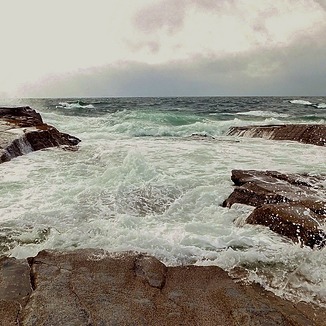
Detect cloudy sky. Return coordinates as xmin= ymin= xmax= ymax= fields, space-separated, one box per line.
xmin=1 ymin=0 xmax=326 ymax=97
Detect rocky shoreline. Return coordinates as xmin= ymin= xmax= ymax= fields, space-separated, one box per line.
xmin=1 ymin=249 xmax=326 ymax=325
xmin=1 ymin=108 xmax=326 ymax=325
xmin=0 ymin=106 xmax=80 ymax=163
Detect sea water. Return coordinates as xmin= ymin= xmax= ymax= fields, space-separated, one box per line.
xmin=0 ymin=96 xmax=325 ymax=306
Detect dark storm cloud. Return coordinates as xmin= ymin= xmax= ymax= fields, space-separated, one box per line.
xmin=22 ymin=34 xmax=326 ymax=98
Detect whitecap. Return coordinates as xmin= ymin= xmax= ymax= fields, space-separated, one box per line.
xmin=236 ymin=110 xmax=289 ymax=118
xmin=289 ymin=99 xmax=312 ymax=105
xmin=56 ymin=101 xmax=95 ymax=109
xmin=314 ymin=103 xmax=326 ymax=109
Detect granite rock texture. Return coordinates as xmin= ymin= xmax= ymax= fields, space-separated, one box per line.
xmin=0 ymin=249 xmax=325 ymax=326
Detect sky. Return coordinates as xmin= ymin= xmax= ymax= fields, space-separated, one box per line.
xmin=1 ymin=0 xmax=326 ymax=97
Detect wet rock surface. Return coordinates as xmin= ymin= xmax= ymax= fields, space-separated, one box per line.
xmin=0 ymin=249 xmax=325 ymax=325
xmin=227 ymin=124 xmax=326 ymax=146
xmin=0 ymin=106 xmax=80 ymax=163
xmin=223 ymin=170 xmax=326 ymax=248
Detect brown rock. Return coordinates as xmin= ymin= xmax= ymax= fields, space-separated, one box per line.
xmin=223 ymin=170 xmax=326 ymax=248
xmin=227 ymin=124 xmax=326 ymax=146
xmin=0 ymin=106 xmax=43 ymax=127
xmin=0 ymin=106 xmax=80 ymax=163
xmin=223 ymin=171 xmax=326 ymax=214
xmin=0 ymin=250 xmax=325 ymax=325
xmin=0 ymin=256 xmax=32 ymax=326
xmin=230 ymin=169 xmax=324 ymax=188
xmin=247 ymin=204 xmax=326 ymax=248
xmin=17 ymin=249 xmax=325 ymax=325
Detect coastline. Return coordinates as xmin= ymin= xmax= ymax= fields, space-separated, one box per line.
xmin=1 ymin=249 xmax=325 ymax=325
xmin=0 ymin=106 xmax=325 ymax=325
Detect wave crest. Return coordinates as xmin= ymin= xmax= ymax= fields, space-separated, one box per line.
xmin=289 ymin=100 xmax=312 ymax=105
xmin=236 ymin=110 xmax=289 ymax=118
xmin=56 ymin=101 xmax=95 ymax=109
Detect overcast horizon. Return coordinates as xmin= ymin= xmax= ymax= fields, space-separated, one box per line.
xmin=1 ymin=0 xmax=326 ymax=98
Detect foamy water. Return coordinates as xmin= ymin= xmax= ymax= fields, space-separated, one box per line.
xmin=0 ymin=97 xmax=325 ymax=306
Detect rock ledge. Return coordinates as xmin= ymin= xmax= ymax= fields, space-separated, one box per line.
xmin=0 ymin=106 xmax=80 ymax=163
xmin=1 ymin=249 xmax=325 ymax=325
xmin=227 ymin=124 xmax=326 ymax=146
xmin=223 ymin=170 xmax=326 ymax=248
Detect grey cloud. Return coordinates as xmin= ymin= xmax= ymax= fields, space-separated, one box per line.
xmin=131 ymin=0 xmax=304 ymax=53
xmin=190 ymin=0 xmax=235 ymax=10
xmin=124 ymin=39 xmax=161 ymax=54
xmin=314 ymin=0 xmax=326 ymax=10
xmin=20 ymin=34 xmax=326 ymax=97
xmin=133 ymin=0 xmax=188 ymax=33
xmin=133 ymin=0 xmax=233 ymax=34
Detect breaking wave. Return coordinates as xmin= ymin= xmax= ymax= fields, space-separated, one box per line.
xmin=313 ymin=103 xmax=326 ymax=109
xmin=289 ymin=99 xmax=312 ymax=105
xmin=236 ymin=110 xmax=290 ymax=118
xmin=57 ymin=101 xmax=95 ymax=109
xmin=1 ymin=96 xmax=326 ymax=307
xmin=289 ymin=99 xmax=326 ymax=109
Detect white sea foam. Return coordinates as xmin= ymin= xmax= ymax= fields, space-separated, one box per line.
xmin=57 ymin=101 xmax=95 ymax=109
xmin=314 ymin=103 xmax=326 ymax=109
xmin=289 ymin=99 xmax=312 ymax=105
xmin=1 ymin=101 xmax=326 ymax=307
xmin=236 ymin=110 xmax=290 ymax=118
xmin=290 ymin=99 xmax=326 ymax=109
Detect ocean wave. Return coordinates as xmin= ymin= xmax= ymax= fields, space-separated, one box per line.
xmin=56 ymin=101 xmax=95 ymax=109
xmin=236 ymin=110 xmax=289 ymax=118
xmin=289 ymin=100 xmax=313 ymax=105
xmin=289 ymin=100 xmax=326 ymax=109
xmin=313 ymin=103 xmax=326 ymax=109
xmin=2 ymin=96 xmax=326 ymax=307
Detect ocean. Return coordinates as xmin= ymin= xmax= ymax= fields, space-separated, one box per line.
xmin=0 ymin=96 xmax=325 ymax=306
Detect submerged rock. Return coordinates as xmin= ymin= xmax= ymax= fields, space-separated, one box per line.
xmin=0 ymin=106 xmax=80 ymax=163
xmin=227 ymin=124 xmax=326 ymax=146
xmin=223 ymin=170 xmax=326 ymax=248
xmin=189 ymin=133 xmax=216 ymax=140
xmin=0 ymin=249 xmax=325 ymax=325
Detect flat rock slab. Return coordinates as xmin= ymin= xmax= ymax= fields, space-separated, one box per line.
xmin=0 ymin=249 xmax=325 ymax=325
xmin=0 ymin=106 xmax=80 ymax=163
xmin=223 ymin=170 xmax=326 ymax=248
xmin=0 ymin=256 xmax=32 ymax=325
xmin=227 ymin=124 xmax=326 ymax=146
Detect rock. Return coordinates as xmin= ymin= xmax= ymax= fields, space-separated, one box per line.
xmin=0 ymin=106 xmax=80 ymax=163
xmin=0 ymin=249 xmax=316 ymax=325
xmin=227 ymin=124 xmax=326 ymax=146
xmin=223 ymin=170 xmax=326 ymax=248
xmin=190 ymin=133 xmax=216 ymax=140
xmin=0 ymin=106 xmax=43 ymax=127
xmin=0 ymin=256 xmax=32 ymax=326
xmin=246 ymin=204 xmax=326 ymax=248
xmin=230 ymin=169 xmax=325 ymax=188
